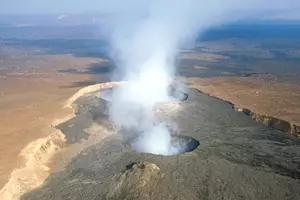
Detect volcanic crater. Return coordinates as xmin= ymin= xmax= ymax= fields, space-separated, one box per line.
xmin=20 ymin=83 xmax=300 ymax=200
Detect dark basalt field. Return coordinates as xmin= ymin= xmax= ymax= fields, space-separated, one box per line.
xmin=21 ymin=88 xmax=300 ymax=200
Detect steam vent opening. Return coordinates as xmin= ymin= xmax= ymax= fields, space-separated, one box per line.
xmin=100 ymin=85 xmax=188 ymax=103
xmin=129 ymin=134 xmax=200 ymax=156
xmin=167 ymin=85 xmax=188 ymax=102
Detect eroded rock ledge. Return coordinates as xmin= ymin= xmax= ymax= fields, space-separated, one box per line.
xmin=194 ymin=88 xmax=300 ymax=138
xmin=234 ymin=107 xmax=300 ymax=138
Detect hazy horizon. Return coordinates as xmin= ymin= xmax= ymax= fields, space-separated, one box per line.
xmin=0 ymin=0 xmax=300 ymax=21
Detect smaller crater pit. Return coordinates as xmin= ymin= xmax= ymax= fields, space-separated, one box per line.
xmin=129 ymin=134 xmax=200 ymax=156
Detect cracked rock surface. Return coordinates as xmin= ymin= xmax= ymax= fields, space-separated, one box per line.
xmin=21 ymin=88 xmax=300 ymax=200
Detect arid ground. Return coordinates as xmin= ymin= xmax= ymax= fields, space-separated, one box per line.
xmin=188 ymin=74 xmax=300 ymax=130
xmin=178 ymin=38 xmax=300 ymax=136
xmin=0 ymin=23 xmax=300 ymax=199
xmin=0 ymin=43 xmax=108 ymax=188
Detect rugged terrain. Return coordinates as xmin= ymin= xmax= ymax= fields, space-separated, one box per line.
xmin=1 ymin=23 xmax=300 ymax=200
xmin=20 ymin=86 xmax=300 ymax=200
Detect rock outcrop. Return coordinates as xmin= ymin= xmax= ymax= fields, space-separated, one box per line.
xmin=106 ymin=162 xmax=164 ymax=200
xmin=234 ymin=107 xmax=300 ymax=138
xmin=65 ymin=82 xmax=121 ymax=108
xmin=194 ymin=88 xmax=300 ymax=138
xmin=0 ymin=128 xmax=66 ymax=200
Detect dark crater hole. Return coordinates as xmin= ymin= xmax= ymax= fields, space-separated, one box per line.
xmin=129 ymin=134 xmax=200 ymax=156
xmin=167 ymin=86 xmax=188 ymax=102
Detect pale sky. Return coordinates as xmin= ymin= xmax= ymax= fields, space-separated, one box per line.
xmin=0 ymin=0 xmax=300 ymax=22
xmin=0 ymin=0 xmax=299 ymax=15
xmin=0 ymin=0 xmax=151 ymax=14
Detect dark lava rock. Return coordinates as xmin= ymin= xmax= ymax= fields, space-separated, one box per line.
xmin=21 ymin=88 xmax=300 ymax=200
xmin=106 ymin=161 xmax=164 ymax=200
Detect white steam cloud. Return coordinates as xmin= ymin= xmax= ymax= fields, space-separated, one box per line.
xmin=103 ymin=0 xmax=300 ymax=155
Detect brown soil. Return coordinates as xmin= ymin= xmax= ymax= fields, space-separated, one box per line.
xmin=187 ymin=74 xmax=300 ymax=137
xmin=180 ymin=53 xmax=230 ymax=62
xmin=0 ymin=52 xmax=105 ymax=188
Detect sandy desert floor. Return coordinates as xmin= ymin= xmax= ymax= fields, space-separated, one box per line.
xmin=0 ymin=46 xmax=106 ymax=188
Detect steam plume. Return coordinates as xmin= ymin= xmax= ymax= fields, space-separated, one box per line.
xmin=103 ymin=0 xmax=300 ymax=155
